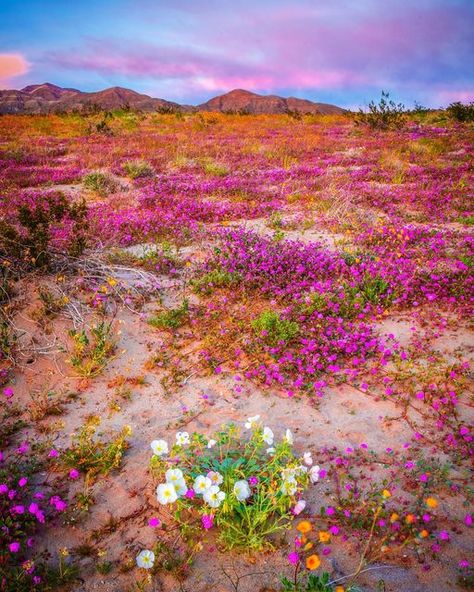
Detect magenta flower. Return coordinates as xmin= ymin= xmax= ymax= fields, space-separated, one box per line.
xmin=201 ymin=514 xmax=214 ymax=530
xmin=148 ymin=517 xmax=161 ymax=528
xmin=287 ymin=551 xmax=300 ymax=565
xmin=9 ymin=542 xmax=20 ymax=553
xmin=69 ymin=469 xmax=79 ymax=480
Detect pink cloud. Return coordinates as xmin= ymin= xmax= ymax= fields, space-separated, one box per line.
xmin=0 ymin=53 xmax=30 ymax=87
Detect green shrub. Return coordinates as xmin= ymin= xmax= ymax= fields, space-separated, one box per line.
xmin=252 ymin=310 xmax=299 ymax=346
xmin=354 ymin=91 xmax=406 ymax=130
xmin=122 ymin=160 xmax=154 ymax=179
xmin=83 ymin=172 xmax=118 ymax=196
xmin=447 ymin=101 xmax=474 ymax=122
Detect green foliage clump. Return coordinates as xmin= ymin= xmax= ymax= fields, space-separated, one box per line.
xmin=192 ymin=269 xmax=241 ymax=295
xmin=122 ymin=159 xmax=154 ymax=179
xmin=83 ymin=171 xmax=118 ymax=196
xmin=252 ymin=310 xmax=299 ymax=346
xmin=149 ymin=299 xmax=189 ymax=330
xmin=151 ymin=420 xmax=309 ymax=551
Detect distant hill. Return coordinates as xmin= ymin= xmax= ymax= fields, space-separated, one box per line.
xmin=199 ymin=89 xmax=344 ymax=115
xmin=0 ymin=83 xmax=343 ymax=115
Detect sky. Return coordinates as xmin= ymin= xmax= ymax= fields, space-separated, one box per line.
xmin=1 ymin=0 xmax=473 ymax=108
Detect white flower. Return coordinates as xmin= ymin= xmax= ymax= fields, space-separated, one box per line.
xmin=165 ymin=468 xmax=184 ymax=485
xmin=281 ymin=467 xmax=297 ymax=481
xmin=293 ymin=500 xmax=306 ymax=515
xmin=233 ymin=479 xmax=251 ymax=501
xmin=175 ymin=431 xmax=190 ymax=446
xmin=150 ymin=439 xmax=169 ymax=457
xmin=136 ymin=549 xmax=155 ymax=569
xmin=207 ymin=471 xmax=223 ymax=486
xmin=203 ymin=485 xmax=225 ymax=508
xmin=303 ymin=452 xmax=313 ymax=466
xmin=309 ymin=465 xmax=320 ymax=483
xmin=156 ymin=482 xmax=178 ymax=505
xmin=207 ymin=439 xmax=217 ymax=449
xmin=165 ymin=470 xmax=187 ymax=497
xmin=267 ymin=447 xmax=276 ymax=455
xmin=262 ymin=426 xmax=274 ymax=445
xmin=284 ymin=429 xmax=294 ymax=445
xmin=245 ymin=415 xmax=261 ymax=429
xmin=174 ymin=478 xmax=188 ymax=496
xmin=194 ymin=475 xmax=212 ymax=494
xmin=280 ymin=477 xmax=297 ymax=496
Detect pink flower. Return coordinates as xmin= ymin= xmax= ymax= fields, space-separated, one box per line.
xmin=292 ymin=500 xmax=306 ymax=515
xmin=287 ymin=551 xmax=300 ymax=565
xmin=201 ymin=514 xmax=214 ymax=530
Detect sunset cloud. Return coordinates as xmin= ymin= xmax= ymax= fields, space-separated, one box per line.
xmin=0 ymin=53 xmax=30 ymax=87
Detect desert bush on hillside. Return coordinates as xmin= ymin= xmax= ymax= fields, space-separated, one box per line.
xmin=447 ymin=101 xmax=474 ymax=122
xmin=354 ymin=91 xmax=406 ymax=130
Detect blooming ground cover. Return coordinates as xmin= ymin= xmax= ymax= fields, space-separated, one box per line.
xmin=0 ymin=110 xmax=472 ymax=591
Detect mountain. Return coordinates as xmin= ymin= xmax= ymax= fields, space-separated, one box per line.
xmin=199 ymin=89 xmax=344 ymax=114
xmin=0 ymin=83 xmax=343 ymax=115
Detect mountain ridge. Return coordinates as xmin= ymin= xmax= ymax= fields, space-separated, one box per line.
xmin=0 ymin=83 xmax=344 ymax=115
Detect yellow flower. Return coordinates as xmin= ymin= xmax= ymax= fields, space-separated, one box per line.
xmin=425 ymin=497 xmax=438 ymax=509
xmin=107 ymin=277 xmax=117 ymax=287
xmin=296 ymin=520 xmax=312 ymax=534
xmin=306 ymin=554 xmax=321 ymax=570
xmin=303 ymin=542 xmax=314 ymax=551
xmin=335 ymin=587 xmax=345 ymax=592
xmin=390 ymin=513 xmax=399 ymax=523
xmin=382 ymin=489 xmax=391 ymax=499
xmin=318 ymin=530 xmax=331 ymax=543
xmin=59 ymin=547 xmax=69 ymax=557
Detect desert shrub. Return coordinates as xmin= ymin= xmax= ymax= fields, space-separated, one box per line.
xmin=122 ymin=160 xmax=154 ymax=179
xmin=447 ymin=101 xmax=474 ymax=122
xmin=354 ymin=91 xmax=406 ymax=130
xmin=148 ymin=299 xmax=189 ymax=330
xmin=252 ymin=310 xmax=299 ymax=346
xmin=192 ymin=270 xmax=241 ymax=295
xmin=149 ymin=418 xmax=313 ymax=551
xmin=83 ymin=172 xmax=118 ymax=196
xmin=0 ymin=192 xmax=88 ymax=269
xmin=68 ymin=321 xmax=117 ymax=377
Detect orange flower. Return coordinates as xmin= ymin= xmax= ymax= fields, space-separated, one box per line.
xmin=405 ymin=514 xmax=415 ymax=524
xmin=335 ymin=587 xmax=345 ymax=592
xmin=425 ymin=497 xmax=438 ymax=509
xmin=297 ymin=520 xmax=312 ymax=534
xmin=419 ymin=529 xmax=429 ymax=538
xmin=318 ymin=530 xmax=331 ymax=543
xmin=306 ymin=554 xmax=321 ymax=570
xmin=390 ymin=512 xmax=399 ymax=523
